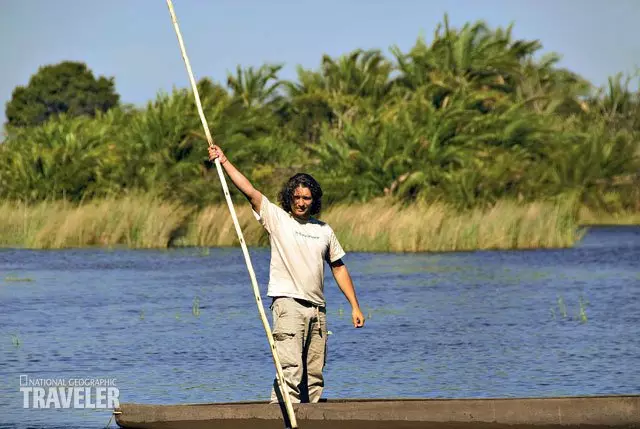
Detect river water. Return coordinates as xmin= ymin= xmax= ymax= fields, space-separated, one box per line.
xmin=1 ymin=226 xmax=639 ymax=428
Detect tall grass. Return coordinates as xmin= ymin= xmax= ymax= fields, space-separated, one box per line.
xmin=578 ymin=206 xmax=640 ymax=225
xmin=0 ymin=194 xmax=587 ymax=251
xmin=322 ymin=198 xmax=581 ymax=252
xmin=0 ymin=195 xmax=193 ymax=249
xmin=179 ymin=203 xmax=268 ymax=247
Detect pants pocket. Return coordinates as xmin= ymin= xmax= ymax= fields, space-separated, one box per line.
xmin=272 ymin=300 xmax=301 ymax=369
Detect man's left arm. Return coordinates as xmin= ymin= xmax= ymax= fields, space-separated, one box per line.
xmin=330 ymin=259 xmax=365 ymax=328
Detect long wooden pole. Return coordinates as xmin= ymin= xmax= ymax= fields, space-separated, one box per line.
xmin=164 ymin=1 xmax=298 ymax=427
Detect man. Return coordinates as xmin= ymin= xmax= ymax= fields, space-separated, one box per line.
xmin=208 ymin=145 xmax=365 ymax=404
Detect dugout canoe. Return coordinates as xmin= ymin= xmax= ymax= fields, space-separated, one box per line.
xmin=114 ymin=395 xmax=640 ymax=429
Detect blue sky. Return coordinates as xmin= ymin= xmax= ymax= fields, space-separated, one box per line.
xmin=2 ymin=0 xmax=639 ymax=116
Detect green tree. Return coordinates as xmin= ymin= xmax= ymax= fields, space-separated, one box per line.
xmin=5 ymin=61 xmax=120 ymax=128
xmin=226 ymin=64 xmax=283 ymax=108
xmin=0 ymin=16 xmax=638 ymax=213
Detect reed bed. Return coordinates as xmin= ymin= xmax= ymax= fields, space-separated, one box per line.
xmin=180 ymin=203 xmax=268 ymax=248
xmin=322 ymin=198 xmax=582 ymax=252
xmin=0 ymin=195 xmax=193 ymax=249
xmin=578 ymin=206 xmax=640 ymax=225
xmin=0 ymin=195 xmax=601 ymax=251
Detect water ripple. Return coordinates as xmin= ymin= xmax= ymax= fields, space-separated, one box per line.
xmin=0 ymin=227 xmax=638 ymax=428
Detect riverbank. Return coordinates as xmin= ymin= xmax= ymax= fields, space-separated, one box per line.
xmin=578 ymin=206 xmax=640 ymax=225
xmin=3 ymin=194 xmax=621 ymax=252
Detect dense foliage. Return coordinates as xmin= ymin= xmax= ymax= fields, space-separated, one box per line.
xmin=5 ymin=61 xmax=120 ymax=128
xmin=1 ymin=17 xmax=638 ymax=212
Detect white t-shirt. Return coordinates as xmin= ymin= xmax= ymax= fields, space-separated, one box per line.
xmin=253 ymin=194 xmax=345 ymax=306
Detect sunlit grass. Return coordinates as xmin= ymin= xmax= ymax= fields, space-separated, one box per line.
xmin=322 ymin=197 xmax=582 ymax=252
xmin=0 ymin=194 xmax=634 ymax=252
xmin=578 ymin=206 xmax=640 ymax=225
xmin=182 ymin=203 xmax=268 ymax=248
xmin=0 ymin=194 xmax=193 ymax=249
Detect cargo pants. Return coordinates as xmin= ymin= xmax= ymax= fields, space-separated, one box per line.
xmin=269 ymin=297 xmax=327 ymax=403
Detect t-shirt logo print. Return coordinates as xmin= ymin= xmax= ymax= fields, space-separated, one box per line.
xmin=295 ymin=231 xmax=320 ymax=240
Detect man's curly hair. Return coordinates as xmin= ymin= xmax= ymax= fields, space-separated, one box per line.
xmin=277 ymin=173 xmax=323 ymax=216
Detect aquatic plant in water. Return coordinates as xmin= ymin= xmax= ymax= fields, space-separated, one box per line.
xmin=11 ymin=334 xmax=20 ymax=348
xmin=192 ymin=296 xmax=201 ymax=317
xmin=4 ymin=276 xmax=34 ymax=282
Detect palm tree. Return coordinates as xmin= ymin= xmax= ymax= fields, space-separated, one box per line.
xmin=226 ymin=64 xmax=283 ymax=108
xmin=320 ymin=49 xmax=393 ymax=101
xmin=516 ymin=52 xmax=592 ymax=115
xmin=588 ymin=72 xmax=640 ymax=131
xmin=390 ymin=14 xmax=540 ymax=99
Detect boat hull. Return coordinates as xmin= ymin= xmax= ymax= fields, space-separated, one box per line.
xmin=114 ymin=395 xmax=640 ymax=429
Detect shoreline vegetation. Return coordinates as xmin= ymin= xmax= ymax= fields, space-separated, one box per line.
xmin=1 ymin=194 xmax=635 ymax=252
xmin=2 ymin=15 xmax=639 ymax=250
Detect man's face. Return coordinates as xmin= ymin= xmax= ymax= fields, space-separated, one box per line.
xmin=291 ymin=185 xmax=313 ymax=218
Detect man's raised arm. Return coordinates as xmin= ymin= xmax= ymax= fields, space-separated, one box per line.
xmin=208 ymin=145 xmax=262 ymax=214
